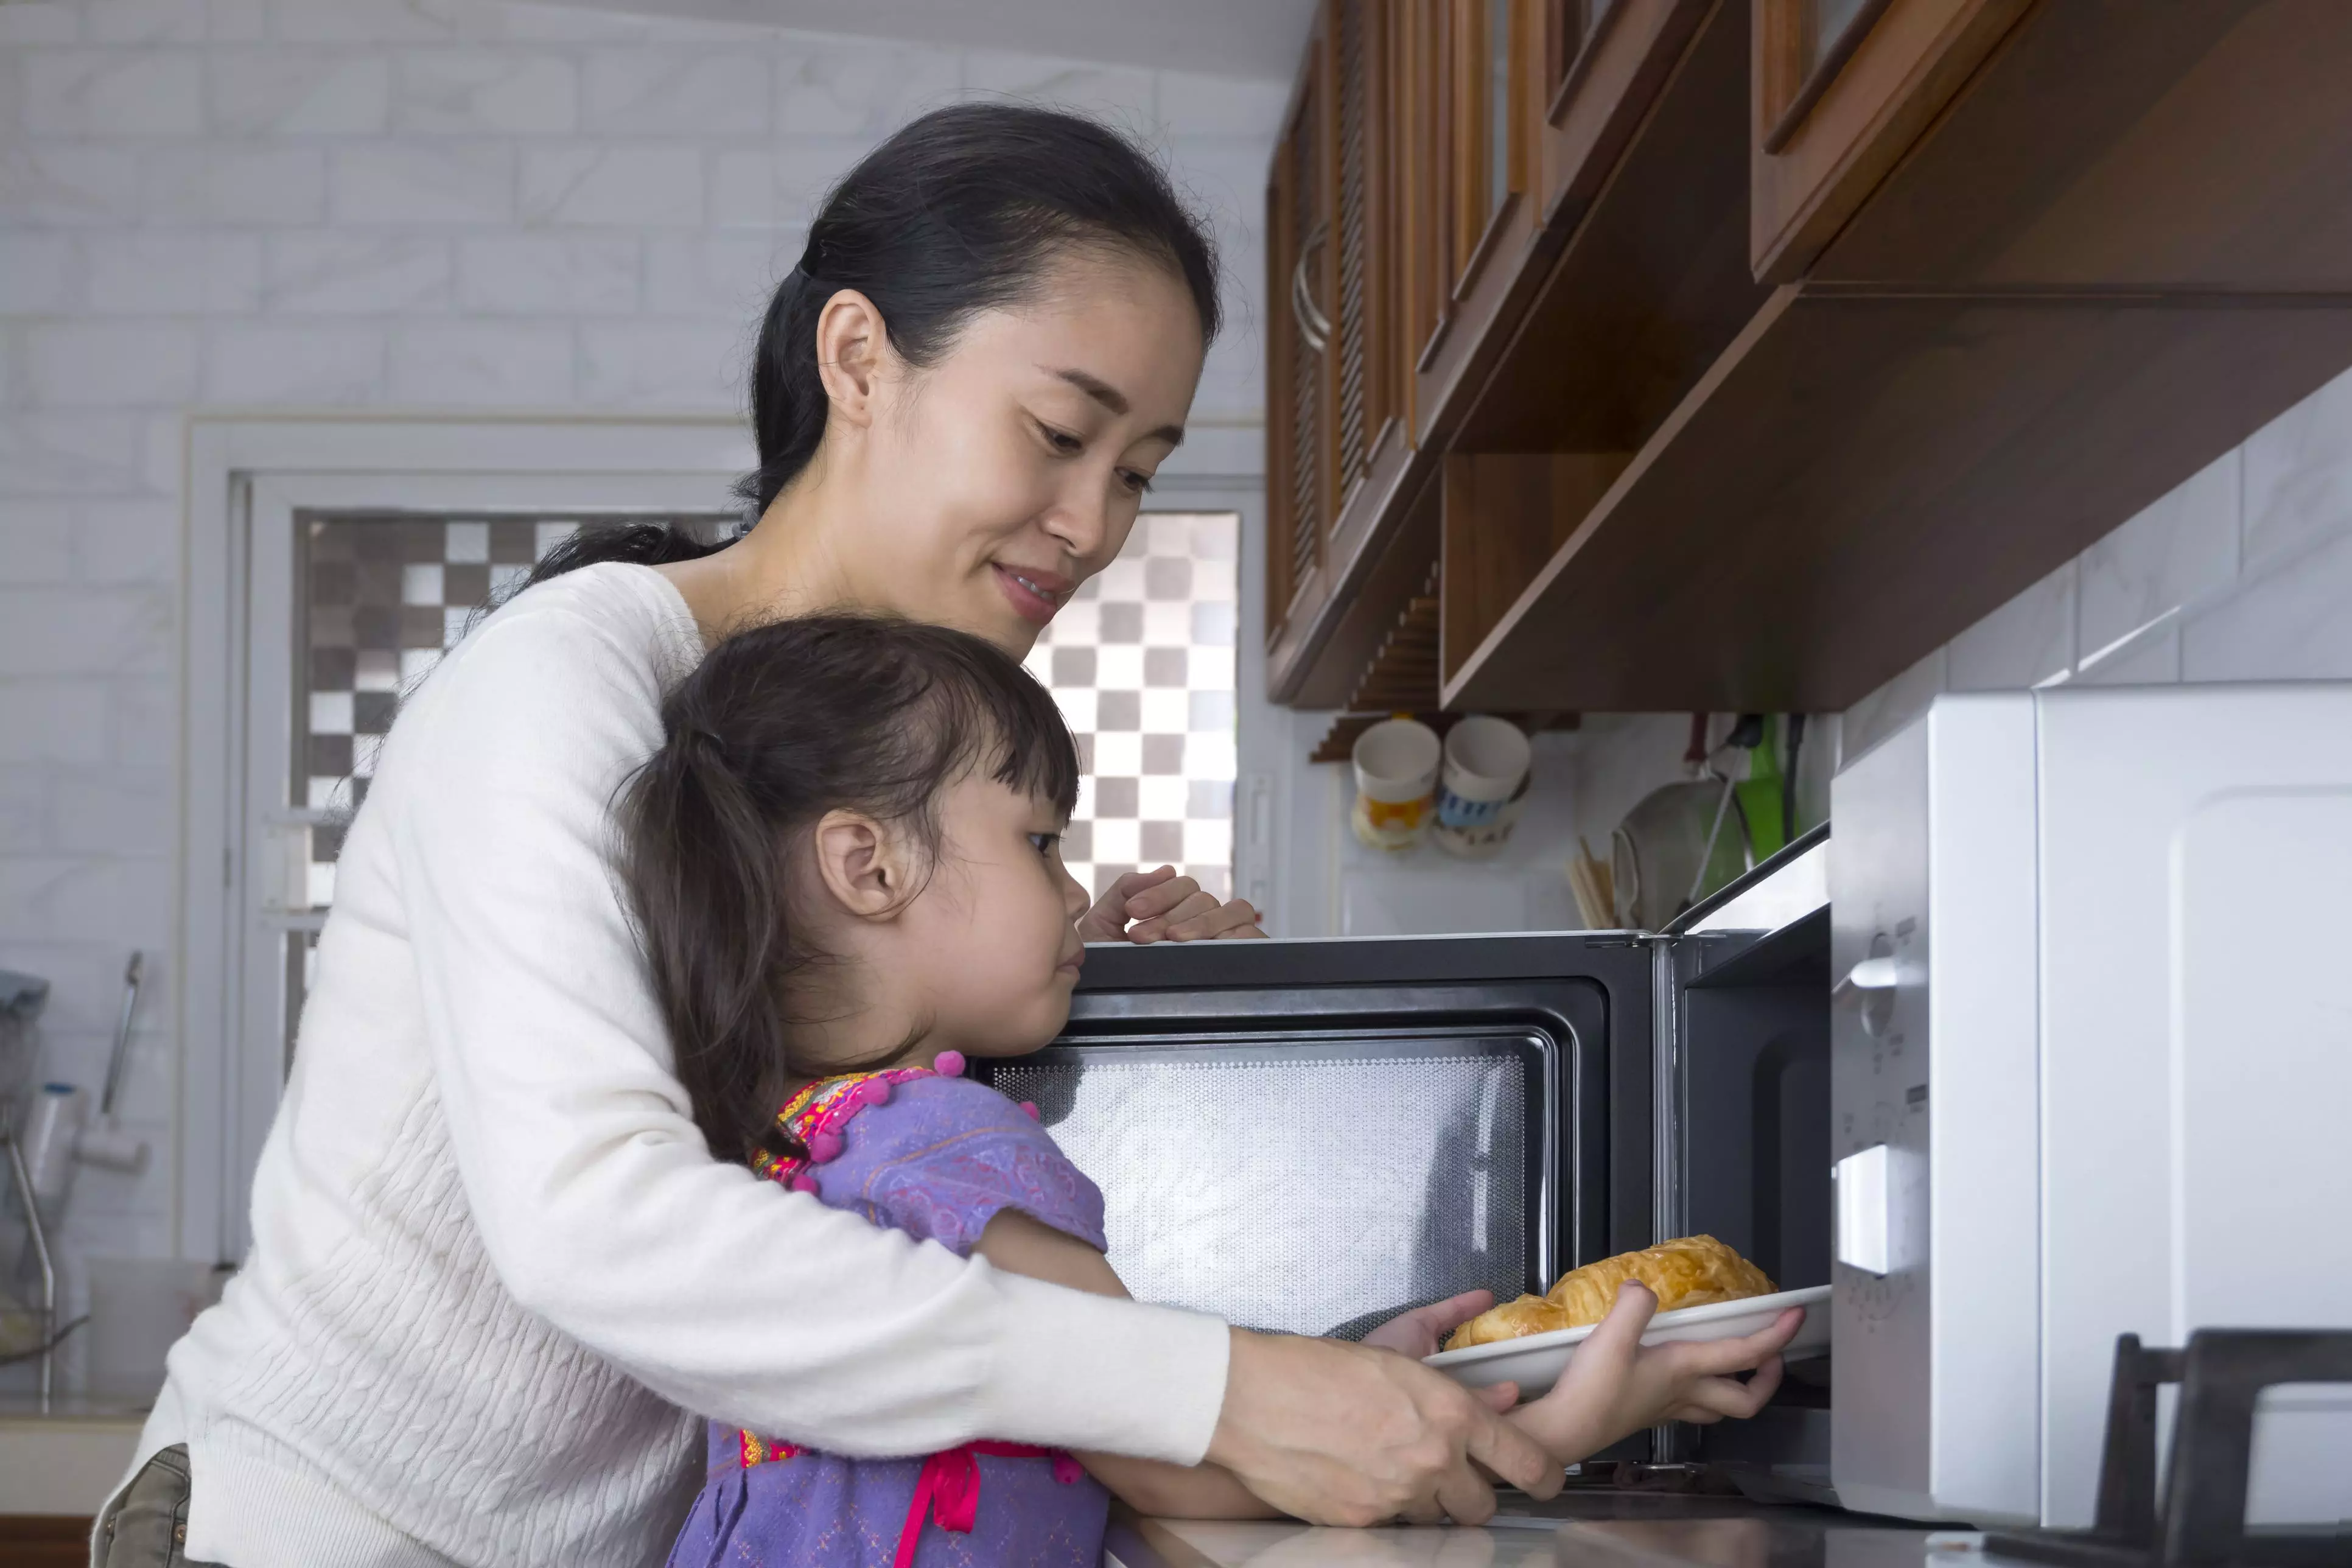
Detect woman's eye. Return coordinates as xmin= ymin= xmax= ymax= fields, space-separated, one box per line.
xmin=1118 ymin=469 xmax=1155 ymax=495
xmin=1037 ymin=421 xmax=1083 ymax=455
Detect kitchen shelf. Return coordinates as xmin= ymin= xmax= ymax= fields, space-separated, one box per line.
xmin=1441 ymin=283 xmax=2352 ymax=712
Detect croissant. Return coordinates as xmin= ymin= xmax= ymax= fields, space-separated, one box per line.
xmin=1444 ymin=1235 xmax=1775 ymax=1351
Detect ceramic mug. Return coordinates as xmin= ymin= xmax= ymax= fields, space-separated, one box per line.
xmin=1433 ymin=715 xmax=1532 ymax=859
xmin=1351 ymin=718 xmax=1442 ymax=850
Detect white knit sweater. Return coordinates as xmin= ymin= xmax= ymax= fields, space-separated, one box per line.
xmin=130 ymin=564 xmax=1230 ymax=1567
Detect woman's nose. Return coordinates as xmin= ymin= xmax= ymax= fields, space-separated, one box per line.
xmin=1041 ymin=477 xmax=1115 ymax=564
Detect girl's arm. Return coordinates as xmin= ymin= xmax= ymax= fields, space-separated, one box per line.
xmin=974 ymin=1209 xmax=1284 ymax=1519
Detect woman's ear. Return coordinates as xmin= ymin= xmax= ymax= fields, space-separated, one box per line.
xmin=813 ymin=288 xmax=892 ymax=432
xmin=811 ymin=808 xmax=917 ymax=920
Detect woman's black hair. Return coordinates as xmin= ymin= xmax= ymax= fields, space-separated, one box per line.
xmin=617 ymin=613 xmax=1081 ymax=1169
xmin=524 ymin=101 xmax=1222 ymax=588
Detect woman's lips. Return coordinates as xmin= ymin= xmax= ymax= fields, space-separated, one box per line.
xmin=992 ymin=563 xmax=1071 ymax=626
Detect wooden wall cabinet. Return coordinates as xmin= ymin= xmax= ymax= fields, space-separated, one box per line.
xmin=1265 ymin=0 xmax=2352 ymax=720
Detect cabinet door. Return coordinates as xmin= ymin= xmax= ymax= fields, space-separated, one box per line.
xmin=1749 ymin=0 xmax=2030 ymax=280
xmin=1266 ymin=19 xmax=1334 ymax=642
xmin=1538 ymin=0 xmax=1711 ymax=233
xmin=1331 ymin=0 xmax=1396 ymax=518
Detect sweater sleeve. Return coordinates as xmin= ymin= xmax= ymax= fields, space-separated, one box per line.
xmin=380 ymin=585 xmax=1229 ymax=1463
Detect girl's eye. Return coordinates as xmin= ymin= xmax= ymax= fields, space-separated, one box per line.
xmin=1027 ymin=832 xmax=1062 ymax=856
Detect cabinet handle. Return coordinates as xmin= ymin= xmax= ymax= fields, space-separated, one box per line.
xmin=1291 ymin=219 xmax=1332 ymax=354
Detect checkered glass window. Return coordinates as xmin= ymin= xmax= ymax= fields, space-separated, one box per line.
xmin=1022 ymin=512 xmax=1239 ymax=903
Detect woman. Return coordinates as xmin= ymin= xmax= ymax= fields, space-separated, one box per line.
xmin=97 ymin=107 xmax=1560 ymax=1567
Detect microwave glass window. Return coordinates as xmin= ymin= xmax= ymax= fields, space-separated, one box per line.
xmin=995 ymin=1035 xmax=1541 ymax=1338
xmin=1021 ymin=511 xmax=1239 ymax=904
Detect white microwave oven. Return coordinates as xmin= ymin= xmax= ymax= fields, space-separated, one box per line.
xmin=1829 ymin=684 xmax=2352 ymax=1530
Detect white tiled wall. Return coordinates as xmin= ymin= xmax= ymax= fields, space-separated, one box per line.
xmin=0 ymin=0 xmax=1281 ymax=1382
xmin=1839 ymin=362 xmax=2352 ymax=761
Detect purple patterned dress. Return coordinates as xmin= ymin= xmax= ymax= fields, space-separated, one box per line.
xmin=664 ymin=1062 xmax=1114 ymax=1568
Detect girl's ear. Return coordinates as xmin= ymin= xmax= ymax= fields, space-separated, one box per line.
xmin=813 ymin=287 xmax=891 ymax=432
xmin=811 ymin=808 xmax=916 ymax=919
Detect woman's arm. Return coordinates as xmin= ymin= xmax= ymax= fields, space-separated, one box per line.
xmin=382 ymin=590 xmax=1231 ymax=1462
xmin=974 ymin=1209 xmax=1281 ymax=1519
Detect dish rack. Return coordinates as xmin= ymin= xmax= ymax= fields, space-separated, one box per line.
xmin=1 ymin=967 xmax=60 ymax=1410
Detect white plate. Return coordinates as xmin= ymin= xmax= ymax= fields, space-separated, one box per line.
xmin=1423 ymin=1284 xmax=1831 ymax=1398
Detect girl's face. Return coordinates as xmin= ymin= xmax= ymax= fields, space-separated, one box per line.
xmin=894 ymin=775 xmax=1093 ymax=1058
xmin=828 ymin=253 xmax=1206 ymax=657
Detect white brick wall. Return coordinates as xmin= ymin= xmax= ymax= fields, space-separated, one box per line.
xmin=0 ymin=0 xmax=1284 ymax=1386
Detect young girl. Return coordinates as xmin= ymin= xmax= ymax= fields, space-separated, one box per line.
xmin=629 ymin=615 xmax=1799 ymax=1568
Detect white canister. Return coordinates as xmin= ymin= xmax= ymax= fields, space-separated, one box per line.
xmin=21 ymin=1082 xmax=86 ymax=1213
xmin=1350 ymin=718 xmax=1443 ymax=850
xmin=1434 ymin=716 xmax=1533 ymax=859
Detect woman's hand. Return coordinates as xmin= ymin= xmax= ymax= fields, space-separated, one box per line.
xmin=1080 ymin=865 xmax=1264 ymax=943
xmin=1206 ymin=1329 xmax=1557 ymax=1527
xmin=1360 ymin=1289 xmax=1498 ymax=1360
xmin=1507 ymin=1283 xmax=1799 ymax=1462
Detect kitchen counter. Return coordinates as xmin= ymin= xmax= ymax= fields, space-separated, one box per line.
xmin=1108 ymin=1494 xmax=2020 ymax=1568
xmin=0 ymin=1410 xmax=141 ymax=1516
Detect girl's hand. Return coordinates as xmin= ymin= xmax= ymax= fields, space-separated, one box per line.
xmin=1508 ymin=1283 xmax=1800 ymax=1461
xmin=1360 ymin=1289 xmax=1500 ymax=1360
xmin=1080 ymin=865 xmax=1265 ymax=943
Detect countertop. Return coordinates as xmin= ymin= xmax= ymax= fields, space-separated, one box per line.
xmin=1107 ymin=1492 xmax=2024 ymax=1568
xmin=0 ymin=1410 xmax=142 ymax=1516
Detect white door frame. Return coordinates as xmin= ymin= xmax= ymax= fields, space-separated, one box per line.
xmin=178 ymin=415 xmax=1270 ymax=1263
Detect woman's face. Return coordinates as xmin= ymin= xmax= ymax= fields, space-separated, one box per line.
xmin=835 ymin=252 xmax=1206 ymax=656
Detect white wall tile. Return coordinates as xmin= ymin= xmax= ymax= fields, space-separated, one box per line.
xmin=1154 ymin=72 xmax=1290 ymax=141
xmin=963 ymin=51 xmax=1158 ymax=127
xmin=2242 ymin=360 xmax=2352 ymax=572
xmin=26 ymin=322 xmax=203 ymax=406
xmin=208 ymin=0 xmax=268 ymax=41
xmin=2076 ymin=447 xmax=2238 ymax=662
xmin=0 ymin=857 xmax=173 ymax=944
xmin=0 ymin=236 xmax=75 ymax=313
xmin=2181 ymin=525 xmax=2352 ymax=683
xmin=0 ymin=681 xmax=108 ymax=763
xmin=394 ymin=50 xmax=578 ymax=135
xmin=583 ymin=49 xmax=768 ymax=135
xmin=0 ymin=769 xmax=46 ymax=853
xmin=23 ymin=50 xmax=205 ymax=137
xmin=0 ymin=587 xmax=171 ymax=674
xmin=388 ymin=321 xmax=572 ymax=406
xmin=457 ymin=235 xmax=639 ymax=314
xmin=707 ymin=148 xmax=782 ymax=230
xmin=1949 ymin=558 xmax=2076 ymax=691
xmin=265 ymin=233 xmax=453 ymax=313
xmin=1842 ymin=645 xmax=1947 ymax=763
xmin=520 ymin=145 xmax=701 ymax=226
xmin=773 ymin=41 xmax=958 ymax=137
xmin=2073 ymin=613 xmax=2181 ymax=686
xmin=0 ymin=413 xmax=150 ymax=495
xmin=203 ymin=321 xmax=385 ymax=403
xmin=268 ymin=0 xmax=459 ymax=44
xmin=331 ymin=142 xmax=515 ymax=225
xmin=105 ymin=673 xmax=174 ymax=768
xmin=208 ymin=51 xmax=391 ymax=137
xmin=644 ymin=234 xmax=784 ymax=317
xmin=83 ymin=0 xmax=208 ymax=44
xmin=0 ymin=501 xmax=76 ymax=583
xmin=48 ymin=768 xmax=173 ymax=856
xmin=0 ymin=146 xmax=144 ymax=226
xmin=75 ymin=497 xmax=178 ymax=584
xmin=144 ymin=145 xmax=327 ymax=225
xmin=577 ymin=321 xmax=740 ymax=409
xmin=0 ymin=4 xmax=80 ymax=43
xmin=85 ymin=234 xmax=264 ymax=314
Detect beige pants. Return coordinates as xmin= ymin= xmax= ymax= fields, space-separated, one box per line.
xmin=91 ymin=1446 xmax=223 ymax=1568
